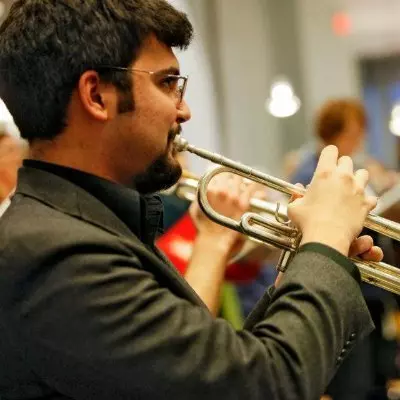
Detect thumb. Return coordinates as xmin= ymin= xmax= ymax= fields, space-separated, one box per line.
xmin=188 ymin=200 xmax=200 ymax=220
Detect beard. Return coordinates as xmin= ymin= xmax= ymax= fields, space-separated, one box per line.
xmin=115 ymin=91 xmax=183 ymax=194
xmin=132 ymin=130 xmax=183 ymax=194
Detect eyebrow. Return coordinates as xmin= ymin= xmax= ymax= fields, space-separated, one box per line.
xmin=154 ymin=67 xmax=181 ymax=76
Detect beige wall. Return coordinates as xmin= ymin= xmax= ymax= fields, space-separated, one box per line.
xmin=169 ymin=0 xmax=363 ymax=176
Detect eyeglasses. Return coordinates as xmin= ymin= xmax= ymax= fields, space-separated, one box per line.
xmin=97 ymin=66 xmax=188 ymax=105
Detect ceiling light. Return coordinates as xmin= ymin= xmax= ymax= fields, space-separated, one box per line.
xmin=389 ymin=103 xmax=400 ymax=136
xmin=265 ymin=79 xmax=301 ymax=118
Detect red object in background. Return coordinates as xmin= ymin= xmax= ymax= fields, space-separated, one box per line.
xmin=332 ymin=12 xmax=352 ymax=36
xmin=156 ymin=213 xmax=262 ymax=283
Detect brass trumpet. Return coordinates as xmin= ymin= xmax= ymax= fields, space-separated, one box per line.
xmin=169 ymin=169 xmax=285 ymax=264
xmin=174 ymin=136 xmax=400 ymax=295
xmin=174 ymin=170 xmax=289 ymax=222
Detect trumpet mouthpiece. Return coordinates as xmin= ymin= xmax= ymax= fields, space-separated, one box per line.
xmin=173 ymin=136 xmax=188 ymax=152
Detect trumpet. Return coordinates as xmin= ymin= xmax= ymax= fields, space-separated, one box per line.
xmin=174 ymin=136 xmax=400 ymax=295
xmin=169 ymin=169 xmax=285 ymax=263
xmin=174 ymin=170 xmax=289 ymax=222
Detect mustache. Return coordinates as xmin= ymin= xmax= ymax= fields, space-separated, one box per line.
xmin=168 ymin=126 xmax=182 ymax=141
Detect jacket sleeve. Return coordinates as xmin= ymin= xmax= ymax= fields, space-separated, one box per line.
xmin=5 ymin=230 xmax=373 ymax=400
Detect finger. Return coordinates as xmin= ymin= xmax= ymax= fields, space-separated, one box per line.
xmin=365 ymin=195 xmax=378 ymax=212
xmin=239 ymin=181 xmax=256 ymax=209
xmin=207 ymin=174 xmax=220 ymax=191
xmin=228 ymin=174 xmax=242 ymax=198
xmin=209 ymin=173 xmax=238 ymax=196
xmin=313 ymin=145 xmax=338 ymax=177
xmin=337 ymin=155 xmax=354 ymax=175
xmin=210 ymin=172 xmax=235 ymax=188
xmin=274 ymin=272 xmax=284 ymax=287
xmin=349 ymin=235 xmax=373 ymax=257
xmin=360 ymin=246 xmax=384 ymax=262
xmin=252 ymin=189 xmax=268 ymax=200
xmin=246 ymin=182 xmax=265 ymax=199
xmin=354 ymin=169 xmax=369 ymax=189
xmin=289 ymin=183 xmax=305 ymax=203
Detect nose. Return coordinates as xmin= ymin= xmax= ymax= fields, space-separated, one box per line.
xmin=176 ymin=99 xmax=191 ymax=124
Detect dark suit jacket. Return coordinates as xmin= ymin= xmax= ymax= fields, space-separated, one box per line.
xmin=0 ymin=167 xmax=374 ymax=400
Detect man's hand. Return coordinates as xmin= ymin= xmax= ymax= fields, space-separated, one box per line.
xmin=275 ymin=235 xmax=384 ymax=287
xmin=349 ymin=235 xmax=383 ymax=262
xmin=189 ymin=172 xmax=262 ymax=256
xmin=287 ymin=145 xmax=378 ymax=256
xmin=186 ymin=172 xmax=264 ymax=314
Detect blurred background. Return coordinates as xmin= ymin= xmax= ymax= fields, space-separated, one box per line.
xmin=163 ymin=0 xmax=400 ymax=178
xmin=2 ymin=1 xmax=400 ymax=398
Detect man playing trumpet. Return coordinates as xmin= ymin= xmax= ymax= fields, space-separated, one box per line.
xmin=0 ymin=1 xmax=386 ymax=399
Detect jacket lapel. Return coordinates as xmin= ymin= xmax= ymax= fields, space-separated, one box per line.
xmin=17 ymin=167 xmax=134 ymax=239
xmin=16 ymin=167 xmax=206 ymax=307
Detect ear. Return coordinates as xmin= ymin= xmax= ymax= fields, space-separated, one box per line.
xmin=77 ymin=71 xmax=116 ymax=122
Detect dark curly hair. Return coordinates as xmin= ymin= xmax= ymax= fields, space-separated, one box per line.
xmin=0 ymin=0 xmax=193 ymax=142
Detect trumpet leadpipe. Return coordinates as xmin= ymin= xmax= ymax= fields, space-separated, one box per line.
xmin=174 ymin=137 xmax=400 ymax=242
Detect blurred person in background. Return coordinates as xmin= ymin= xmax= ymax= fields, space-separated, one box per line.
xmin=157 ymin=154 xmax=279 ymax=325
xmin=289 ymin=98 xmax=399 ymax=195
xmin=0 ymin=121 xmax=26 ymax=216
xmin=289 ymin=97 xmax=398 ymax=400
xmin=290 ymin=98 xmax=366 ymax=185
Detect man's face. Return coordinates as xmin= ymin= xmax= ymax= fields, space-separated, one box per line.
xmin=104 ymin=35 xmax=191 ymax=194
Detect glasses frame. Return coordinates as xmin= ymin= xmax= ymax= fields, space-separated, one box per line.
xmin=96 ymin=66 xmax=188 ymax=105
